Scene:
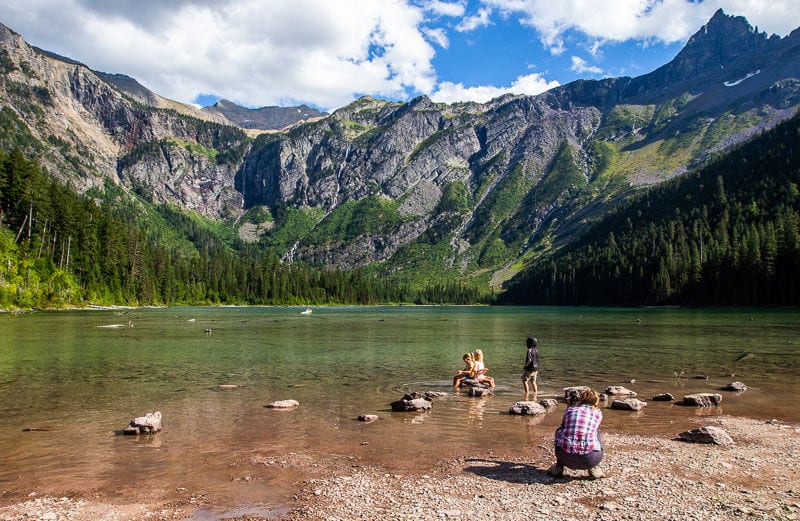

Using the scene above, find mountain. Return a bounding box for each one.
[1,10,799,295]
[499,110,800,306]
[202,99,327,131]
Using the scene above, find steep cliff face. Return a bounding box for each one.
[1,10,799,287]
[0,23,246,219]
[233,10,800,281]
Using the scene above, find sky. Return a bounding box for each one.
[1,1,798,112]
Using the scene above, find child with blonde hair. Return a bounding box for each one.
[472,349,495,388]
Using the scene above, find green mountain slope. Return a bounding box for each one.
[499,111,800,306]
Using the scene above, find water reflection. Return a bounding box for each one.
[0,306,798,504]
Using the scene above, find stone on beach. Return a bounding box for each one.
[266,399,300,409]
[358,414,379,422]
[682,393,723,407]
[679,425,735,445]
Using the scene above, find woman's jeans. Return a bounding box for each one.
[555,434,604,470]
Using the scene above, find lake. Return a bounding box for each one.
[1,306,798,513]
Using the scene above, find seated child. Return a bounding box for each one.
[472,349,495,388]
[453,352,475,387]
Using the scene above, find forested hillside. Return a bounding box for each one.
[500,111,800,306]
[0,148,483,309]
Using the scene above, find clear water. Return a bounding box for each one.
[1,306,798,510]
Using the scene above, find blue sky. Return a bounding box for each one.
[0,1,797,111]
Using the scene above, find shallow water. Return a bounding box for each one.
[0,306,798,511]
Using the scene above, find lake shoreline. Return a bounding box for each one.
[1,415,797,521]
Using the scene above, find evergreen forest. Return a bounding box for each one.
[500,111,800,306]
[0,148,482,309]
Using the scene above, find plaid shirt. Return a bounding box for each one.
[555,404,603,454]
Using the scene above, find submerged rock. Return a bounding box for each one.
[266,399,300,409]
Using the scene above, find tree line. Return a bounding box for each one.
[500,111,800,306]
[0,147,485,309]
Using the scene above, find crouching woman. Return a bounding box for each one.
[548,387,605,479]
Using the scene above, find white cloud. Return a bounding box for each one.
[1,0,796,111]
[422,0,466,18]
[431,72,559,104]
[0,0,445,111]
[571,56,603,75]
[423,27,450,48]
[481,0,800,51]
[456,7,493,32]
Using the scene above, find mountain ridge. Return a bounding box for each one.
[1,10,799,293]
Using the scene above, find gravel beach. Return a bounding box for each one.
[1,415,798,521]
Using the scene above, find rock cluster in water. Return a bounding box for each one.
[123,411,162,435]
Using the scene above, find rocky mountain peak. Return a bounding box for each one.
[666,9,769,81]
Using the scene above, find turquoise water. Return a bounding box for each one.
[0,306,798,507]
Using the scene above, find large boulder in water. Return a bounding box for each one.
[605,385,638,397]
[509,401,547,416]
[563,386,591,403]
[682,393,722,407]
[391,392,432,412]
[611,398,647,411]
[722,381,747,392]
[123,411,162,435]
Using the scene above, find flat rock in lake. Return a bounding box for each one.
[391,392,432,412]
[123,411,162,435]
[563,386,591,403]
[605,385,638,397]
[266,399,300,409]
[682,393,722,407]
[509,401,547,416]
[611,398,648,411]
[722,381,747,392]
[652,393,675,401]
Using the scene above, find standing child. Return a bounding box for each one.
[522,336,539,399]
[453,352,475,387]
